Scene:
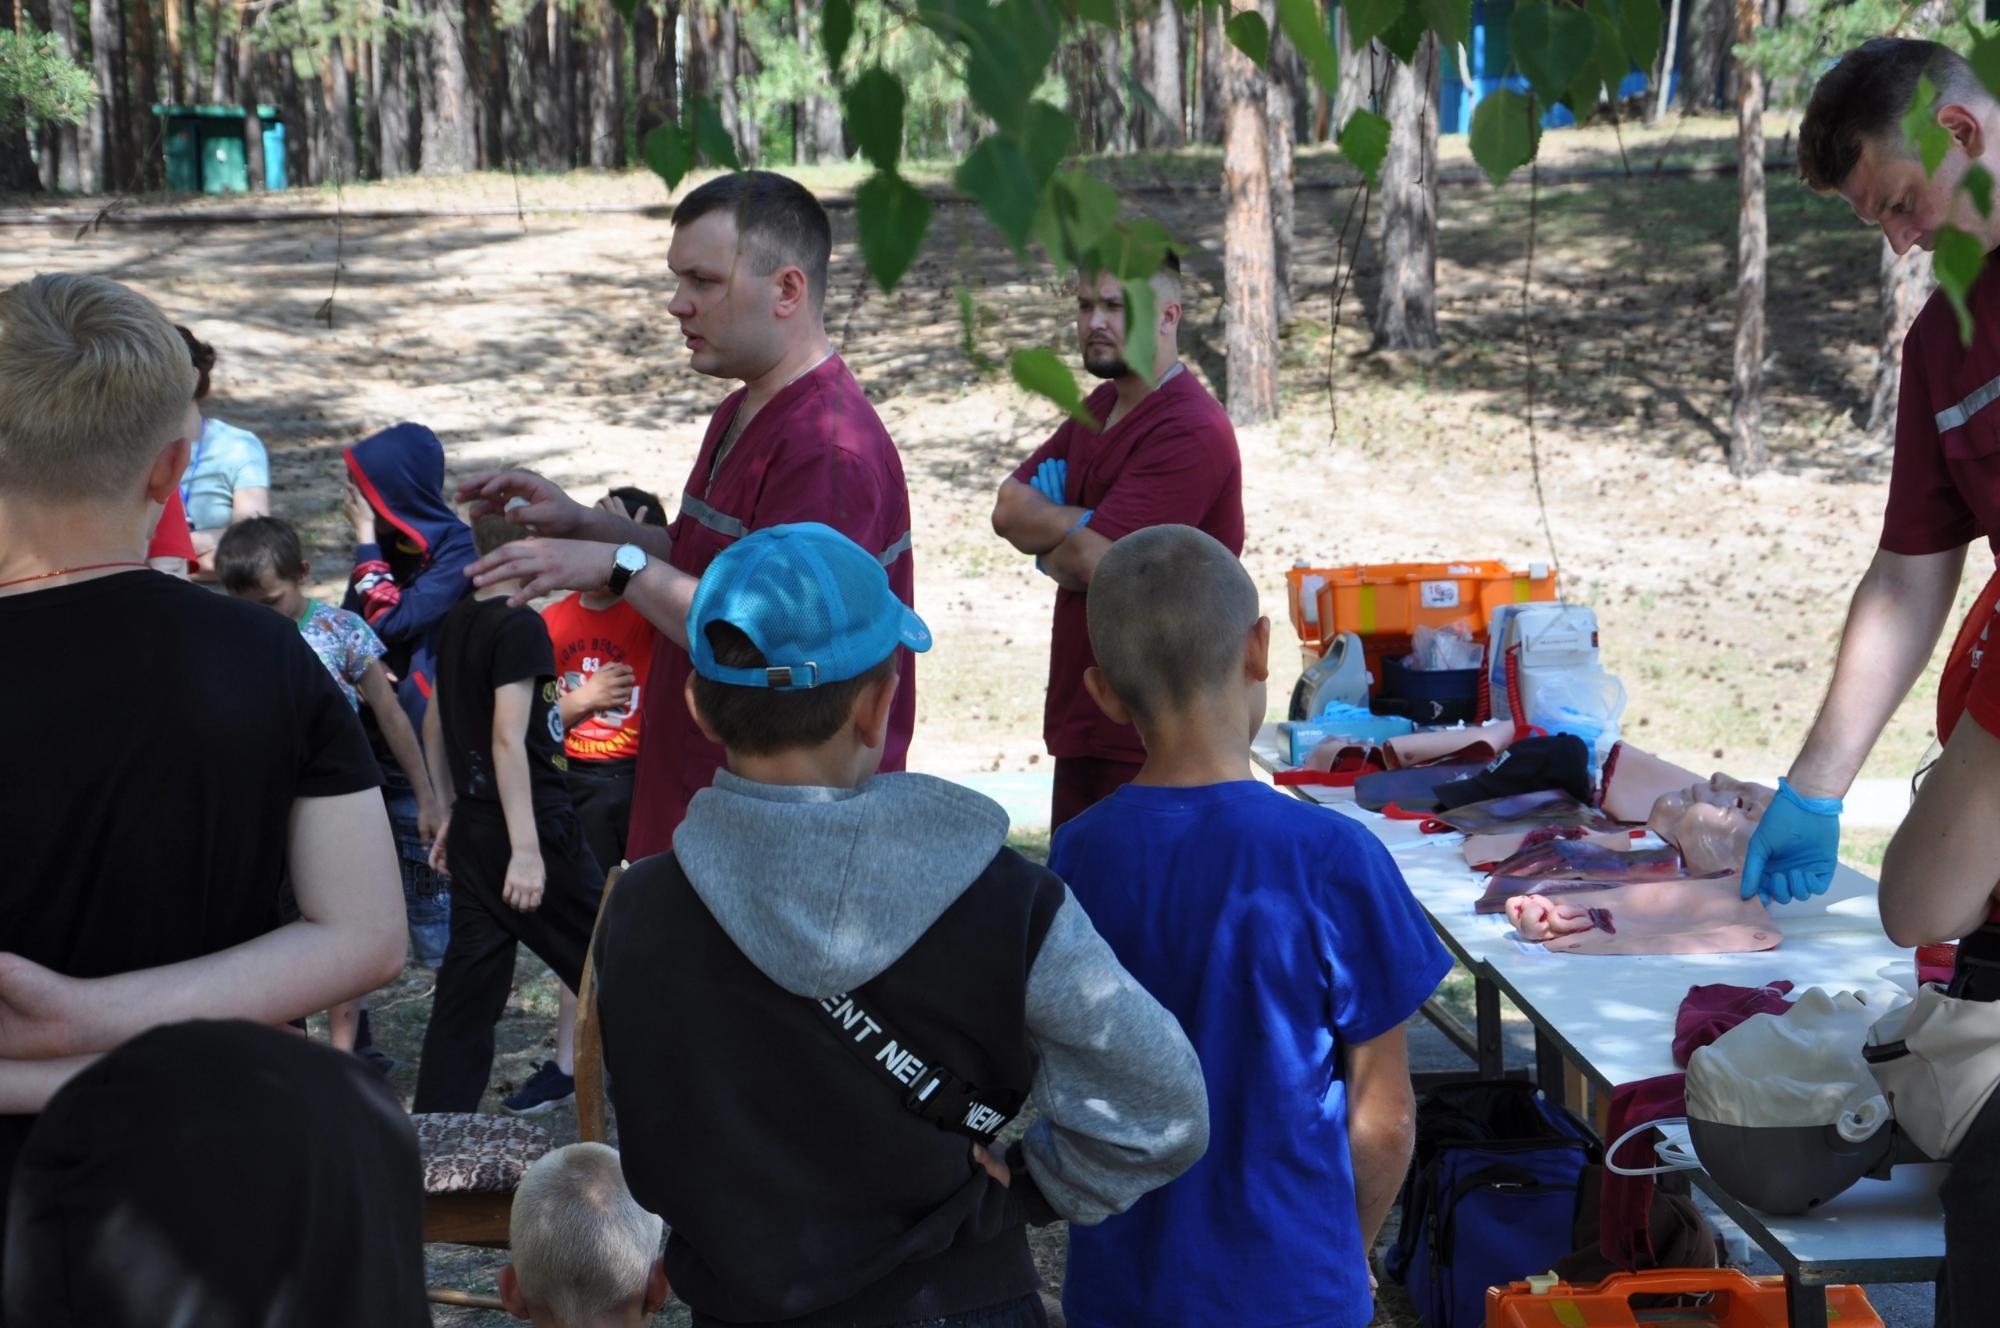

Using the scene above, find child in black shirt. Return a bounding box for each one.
[413,516,605,1113]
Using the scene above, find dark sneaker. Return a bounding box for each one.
[354,1045,400,1078]
[503,1060,575,1115]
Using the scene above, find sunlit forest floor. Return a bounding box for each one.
[0,110,1957,1323]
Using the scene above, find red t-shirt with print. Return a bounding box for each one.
[541,593,656,764]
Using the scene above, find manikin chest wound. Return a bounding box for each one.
[1684,989,1893,1215]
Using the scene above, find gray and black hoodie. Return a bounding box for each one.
[594,770,1209,1326]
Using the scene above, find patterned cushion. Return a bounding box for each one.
[412,1112,554,1195]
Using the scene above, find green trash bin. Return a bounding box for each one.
[154,105,287,194]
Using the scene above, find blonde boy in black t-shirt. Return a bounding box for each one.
[413,516,604,1112]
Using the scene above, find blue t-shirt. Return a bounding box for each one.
[1053,781,1452,1328]
[180,416,269,531]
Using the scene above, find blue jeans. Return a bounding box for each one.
[382,769,450,969]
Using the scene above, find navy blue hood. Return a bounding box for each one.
[343,422,464,558]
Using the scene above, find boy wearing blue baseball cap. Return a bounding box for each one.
[592,522,1209,1328]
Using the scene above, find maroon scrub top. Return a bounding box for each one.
[1882,260,2000,558]
[1012,366,1244,765]
[627,355,916,857]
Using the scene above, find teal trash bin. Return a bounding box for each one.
[153,105,287,193]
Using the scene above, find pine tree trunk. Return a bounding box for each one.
[1647,0,1683,124]
[89,0,133,190]
[636,0,679,142]
[1265,6,1296,323]
[1332,13,1376,135]
[210,0,234,105]
[1374,36,1441,350]
[1683,0,1730,111]
[280,51,315,183]
[1728,0,1767,477]
[729,5,756,163]
[1133,0,1182,148]
[1096,27,1130,152]
[1199,2,1226,145]
[377,20,414,176]
[682,0,708,121]
[465,0,505,168]
[162,0,183,104]
[0,0,37,191]
[1221,0,1279,424]
[239,43,264,189]
[34,0,82,186]
[325,37,357,181]
[554,0,578,165]
[419,0,477,174]
[129,0,163,187]
[177,0,198,102]
[587,0,622,167]
[1866,240,1934,441]
[355,36,375,177]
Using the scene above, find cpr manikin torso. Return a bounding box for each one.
[1505,776,1780,953]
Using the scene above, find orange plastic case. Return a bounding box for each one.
[1485,1271,1882,1328]
[1316,561,1558,642]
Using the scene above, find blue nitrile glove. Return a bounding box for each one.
[1031,458,1069,504]
[1739,777,1843,904]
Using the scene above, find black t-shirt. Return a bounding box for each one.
[436,595,572,818]
[0,571,381,1254]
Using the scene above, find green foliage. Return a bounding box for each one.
[1010,346,1094,427]
[642,123,694,189]
[1338,108,1391,190]
[1035,167,1120,266]
[957,135,1041,255]
[1225,10,1270,68]
[824,0,856,78]
[1121,277,1158,381]
[1345,0,1406,52]
[1379,4,1430,62]
[1741,0,1971,108]
[1469,87,1541,185]
[0,22,93,134]
[855,170,932,291]
[1619,0,1663,76]
[1510,3,1597,108]
[1278,0,1340,93]
[693,96,743,171]
[1418,0,1473,51]
[1902,75,1952,177]
[846,67,907,172]
[1933,224,1986,344]
[1966,164,1995,219]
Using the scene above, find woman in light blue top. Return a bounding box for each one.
[176,325,270,579]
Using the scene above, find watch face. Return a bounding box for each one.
[615,545,646,574]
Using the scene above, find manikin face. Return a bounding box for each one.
[666,210,787,383]
[1649,776,1773,875]
[1838,125,1988,256]
[1076,270,1135,379]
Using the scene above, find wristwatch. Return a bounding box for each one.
[607,543,648,597]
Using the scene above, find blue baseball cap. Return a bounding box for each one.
[687,522,931,690]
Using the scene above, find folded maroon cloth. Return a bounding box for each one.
[1601,1072,1688,1271]
[1671,979,1794,1067]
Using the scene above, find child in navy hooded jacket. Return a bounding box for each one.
[342,422,476,971]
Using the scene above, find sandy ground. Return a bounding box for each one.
[0,113,1961,1324]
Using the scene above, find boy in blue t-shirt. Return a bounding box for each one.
[1052,524,1452,1328]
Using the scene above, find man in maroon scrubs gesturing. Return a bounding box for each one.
[460,172,915,855]
[991,252,1244,828]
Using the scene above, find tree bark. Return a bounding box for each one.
[1221,0,1279,424]
[324,37,358,182]
[1133,0,1182,147]
[1374,35,1441,350]
[1683,0,1730,112]
[1332,12,1377,136]
[162,0,184,104]
[1202,3,1230,146]
[88,0,133,190]
[210,0,234,105]
[1647,0,1683,124]
[376,18,414,177]
[1865,241,1934,442]
[128,0,162,187]
[1265,7,1297,322]
[0,0,37,191]
[33,0,82,186]
[239,41,264,189]
[636,0,680,143]
[1728,0,1767,477]
[466,0,506,168]
[587,0,622,167]
[419,0,478,174]
[279,49,314,184]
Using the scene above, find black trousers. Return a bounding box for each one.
[566,756,637,875]
[1936,924,2000,1325]
[411,800,604,1113]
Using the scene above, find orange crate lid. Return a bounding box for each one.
[1485,1270,1881,1328]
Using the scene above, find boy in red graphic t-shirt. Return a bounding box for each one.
[502,487,663,1116]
